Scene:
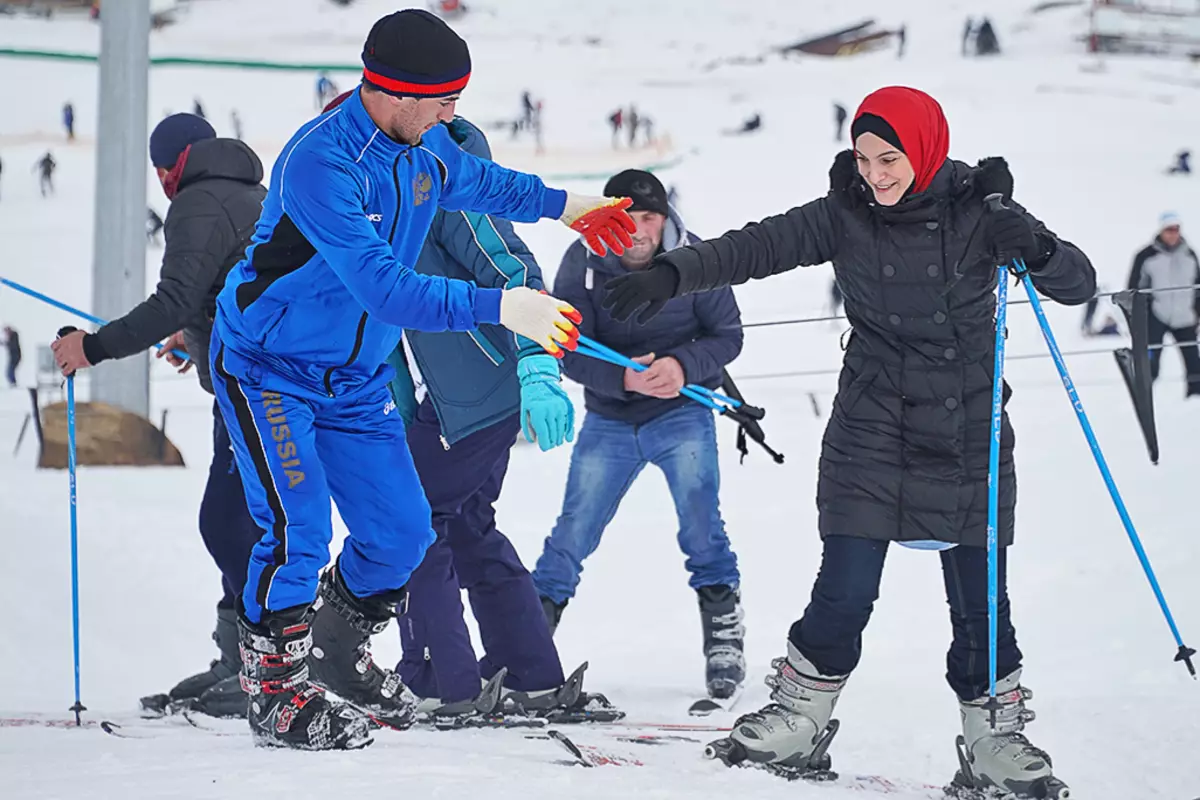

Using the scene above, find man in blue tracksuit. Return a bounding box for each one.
[382,116,618,725]
[210,9,635,751]
[532,170,747,702]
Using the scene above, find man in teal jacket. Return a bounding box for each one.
[382,115,618,725]
[209,9,635,751]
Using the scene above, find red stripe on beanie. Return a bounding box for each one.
[362,68,470,97]
[853,86,949,195]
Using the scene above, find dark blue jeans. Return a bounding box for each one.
[789,536,1021,702]
[532,404,739,604]
[199,401,267,609]
[396,398,565,703]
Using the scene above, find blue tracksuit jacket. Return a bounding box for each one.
[209,89,568,619]
[214,88,564,399]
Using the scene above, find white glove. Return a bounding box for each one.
[499,287,582,358]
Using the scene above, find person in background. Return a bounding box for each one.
[627,104,641,148]
[834,102,848,141]
[1128,212,1200,396]
[62,102,75,141]
[34,151,55,197]
[230,109,243,140]
[3,326,20,387]
[533,168,746,704]
[608,107,623,149]
[1167,149,1191,175]
[146,207,164,246]
[192,98,206,120]
[962,17,974,56]
[50,113,269,719]
[897,24,907,58]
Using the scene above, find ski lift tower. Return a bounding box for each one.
[90,0,151,417]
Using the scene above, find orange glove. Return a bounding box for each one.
[560,194,636,257]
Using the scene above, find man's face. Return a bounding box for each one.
[390,94,459,144]
[620,210,666,269]
[1161,225,1182,248]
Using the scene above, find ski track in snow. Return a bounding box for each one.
[1,1,1199,798]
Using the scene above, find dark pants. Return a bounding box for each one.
[199,401,266,609]
[1147,313,1200,395]
[789,536,1021,702]
[5,355,17,386]
[396,398,565,703]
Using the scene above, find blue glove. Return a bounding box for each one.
[517,354,575,452]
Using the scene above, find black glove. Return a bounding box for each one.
[602,261,680,324]
[988,208,1040,268]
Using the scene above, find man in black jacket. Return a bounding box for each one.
[51,113,267,718]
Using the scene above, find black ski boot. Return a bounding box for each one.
[239,604,372,750]
[540,597,566,636]
[140,607,243,717]
[307,563,417,730]
[501,662,624,723]
[698,584,746,699]
[190,673,248,718]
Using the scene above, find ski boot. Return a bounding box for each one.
[307,563,417,730]
[540,597,566,636]
[189,673,248,718]
[140,607,244,717]
[239,604,372,750]
[698,584,746,700]
[949,669,1070,799]
[501,662,624,723]
[705,642,846,780]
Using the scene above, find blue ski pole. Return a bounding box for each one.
[56,326,87,725]
[1010,257,1196,677]
[2,277,189,363]
[986,256,1009,724]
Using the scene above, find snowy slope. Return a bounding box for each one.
[2,1,1200,798]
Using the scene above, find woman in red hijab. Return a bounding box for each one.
[603,86,1091,798]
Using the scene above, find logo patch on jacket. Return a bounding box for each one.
[413,172,432,206]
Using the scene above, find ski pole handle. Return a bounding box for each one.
[56,325,81,379]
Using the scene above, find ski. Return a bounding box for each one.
[688,684,744,717]
[0,715,101,730]
[537,729,644,767]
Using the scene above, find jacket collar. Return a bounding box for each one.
[338,87,418,158]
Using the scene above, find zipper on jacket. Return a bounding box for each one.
[466,330,503,366]
[322,312,368,397]
[323,154,406,398]
[439,434,451,451]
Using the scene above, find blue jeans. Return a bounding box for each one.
[532,404,738,604]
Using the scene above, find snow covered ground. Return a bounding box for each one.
[1,1,1199,798]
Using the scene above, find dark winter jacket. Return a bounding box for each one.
[1128,236,1200,329]
[5,330,19,364]
[556,208,743,425]
[659,152,1095,546]
[387,117,548,446]
[87,138,266,393]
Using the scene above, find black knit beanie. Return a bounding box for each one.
[850,113,904,152]
[362,9,471,98]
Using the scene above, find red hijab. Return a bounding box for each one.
[853,86,949,195]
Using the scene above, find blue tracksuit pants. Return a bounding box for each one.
[211,344,435,623]
[396,398,565,703]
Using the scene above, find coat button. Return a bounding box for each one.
[933,311,947,324]
[944,397,959,410]
[944,347,957,360]
[926,221,939,230]
[889,314,901,326]
[883,264,896,277]
[927,264,940,277]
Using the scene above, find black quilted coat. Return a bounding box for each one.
[663,153,1095,546]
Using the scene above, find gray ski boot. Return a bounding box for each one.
[140,607,243,717]
[951,669,1070,799]
[698,584,746,699]
[239,604,373,750]
[307,563,417,730]
[706,642,846,778]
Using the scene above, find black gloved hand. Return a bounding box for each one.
[988,208,1040,267]
[602,260,680,324]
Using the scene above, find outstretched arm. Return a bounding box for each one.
[603,197,841,322]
